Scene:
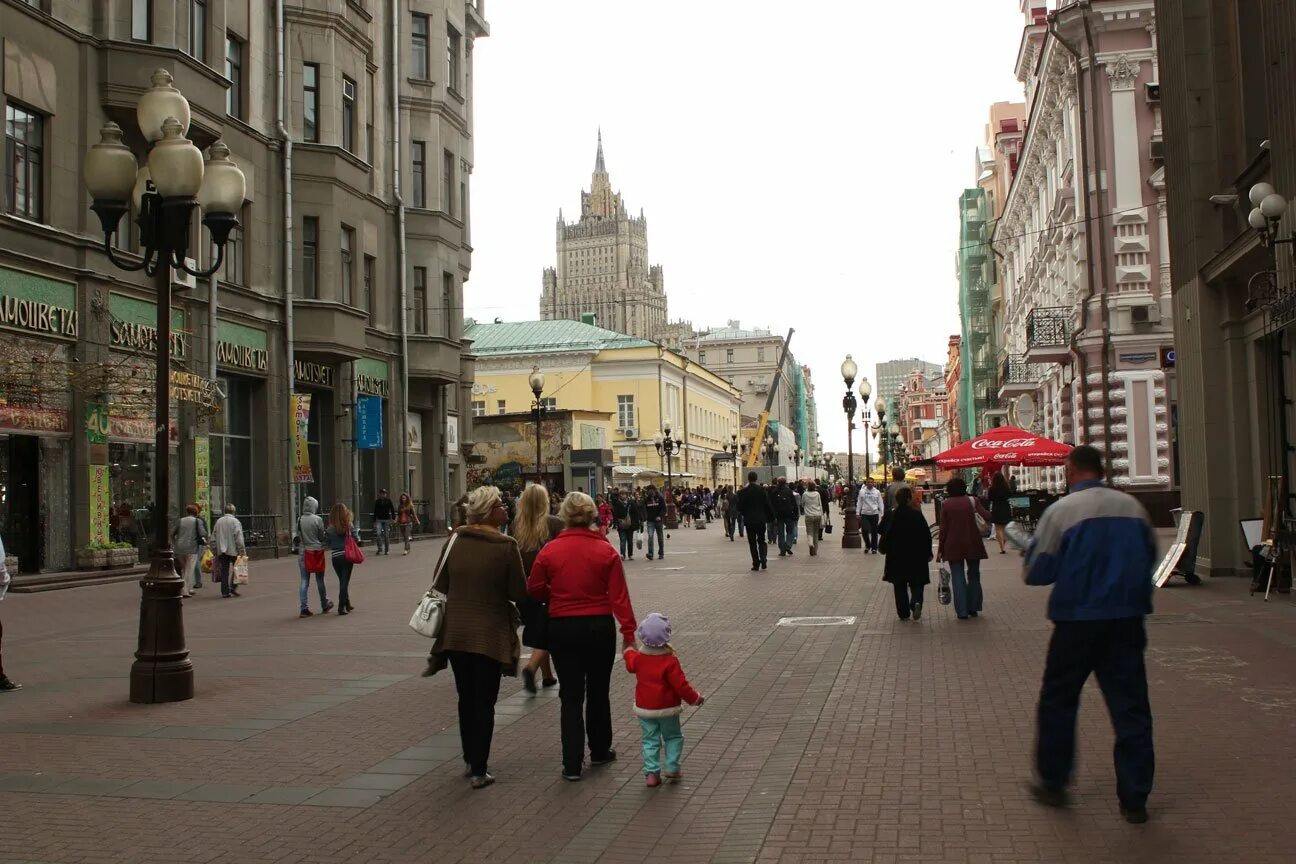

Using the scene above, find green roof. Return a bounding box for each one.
[465,319,656,356]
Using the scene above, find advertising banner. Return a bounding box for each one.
[89,465,111,545]
[291,393,314,483]
[356,394,383,449]
[194,436,211,528]
[407,412,423,453]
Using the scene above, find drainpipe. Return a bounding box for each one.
[1048,11,1093,452]
[391,0,411,496]
[276,0,299,538]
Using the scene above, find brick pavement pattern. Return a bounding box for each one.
[2,515,1295,863]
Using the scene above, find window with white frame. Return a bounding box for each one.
[540,397,557,410]
[617,395,635,430]
[471,400,485,417]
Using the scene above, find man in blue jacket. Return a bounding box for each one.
[1023,445,1156,824]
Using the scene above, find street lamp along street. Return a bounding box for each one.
[654,425,683,528]
[83,69,247,705]
[529,366,546,485]
[839,355,863,549]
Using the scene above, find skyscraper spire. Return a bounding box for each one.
[595,127,606,173]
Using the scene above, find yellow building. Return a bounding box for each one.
[465,320,743,486]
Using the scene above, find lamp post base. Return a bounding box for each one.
[129,551,194,704]
[841,505,863,549]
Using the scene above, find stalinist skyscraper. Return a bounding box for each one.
[539,132,667,339]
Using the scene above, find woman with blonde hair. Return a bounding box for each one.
[529,492,638,781]
[513,484,565,694]
[325,502,360,615]
[425,485,528,789]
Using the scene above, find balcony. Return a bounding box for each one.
[998,354,1042,399]
[1024,306,1071,364]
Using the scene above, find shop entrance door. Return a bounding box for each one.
[2,435,41,570]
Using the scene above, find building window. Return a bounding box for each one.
[757,347,766,362]
[442,272,454,333]
[411,13,430,79]
[471,400,485,417]
[132,0,151,41]
[411,141,426,208]
[340,225,355,305]
[412,266,428,334]
[442,149,455,216]
[540,397,557,410]
[496,400,506,415]
[219,204,246,285]
[699,351,706,365]
[363,255,376,325]
[4,104,44,221]
[726,348,734,363]
[341,76,356,153]
[447,25,462,91]
[189,0,207,62]
[225,35,243,119]
[300,215,318,298]
[303,63,319,142]
[366,72,375,163]
[617,395,635,430]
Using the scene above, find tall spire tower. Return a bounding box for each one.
[539,131,667,339]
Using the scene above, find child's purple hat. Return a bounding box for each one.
[636,612,672,648]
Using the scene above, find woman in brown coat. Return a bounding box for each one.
[424,485,528,789]
[937,476,992,620]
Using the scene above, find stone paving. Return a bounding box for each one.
[2,515,1296,863]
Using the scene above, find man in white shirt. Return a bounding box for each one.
[801,485,824,556]
[856,479,884,553]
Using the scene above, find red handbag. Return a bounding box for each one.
[304,549,327,573]
[344,533,365,565]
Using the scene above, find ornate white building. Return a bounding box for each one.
[539,133,667,340]
[992,0,1176,513]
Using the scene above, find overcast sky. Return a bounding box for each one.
[467,1,1026,451]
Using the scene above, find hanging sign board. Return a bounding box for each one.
[291,394,314,483]
[356,394,383,449]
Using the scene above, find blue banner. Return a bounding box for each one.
[355,394,384,449]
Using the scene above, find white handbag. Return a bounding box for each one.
[408,534,457,639]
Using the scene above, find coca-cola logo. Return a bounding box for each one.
[970,438,1036,450]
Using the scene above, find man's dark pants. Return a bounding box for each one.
[1036,617,1155,809]
[548,615,616,775]
[862,514,880,551]
[746,521,768,566]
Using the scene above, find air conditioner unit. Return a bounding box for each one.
[1131,304,1161,326]
[1148,137,1165,162]
[171,261,197,290]
[1145,82,1160,103]
[622,427,638,440]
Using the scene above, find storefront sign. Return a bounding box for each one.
[89,464,111,545]
[1119,351,1158,365]
[216,321,270,373]
[0,405,69,434]
[0,266,78,340]
[169,370,219,406]
[294,360,335,388]
[85,403,109,445]
[356,394,383,449]
[109,294,188,358]
[355,358,390,397]
[407,412,423,453]
[109,415,180,444]
[291,393,314,483]
[1161,347,1176,369]
[444,414,458,456]
[194,436,211,528]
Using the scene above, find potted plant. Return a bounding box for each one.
[108,541,138,568]
[76,542,111,569]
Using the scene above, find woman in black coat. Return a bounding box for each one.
[987,472,1013,554]
[879,486,932,621]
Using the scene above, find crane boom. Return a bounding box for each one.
[745,328,796,469]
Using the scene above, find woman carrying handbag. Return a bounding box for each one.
[937,477,993,620]
[326,502,362,616]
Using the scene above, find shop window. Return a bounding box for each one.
[211,376,256,521]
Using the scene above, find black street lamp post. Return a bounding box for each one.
[723,432,740,488]
[528,367,546,486]
[792,446,802,481]
[763,436,779,469]
[654,425,682,528]
[83,69,247,704]
[840,355,862,549]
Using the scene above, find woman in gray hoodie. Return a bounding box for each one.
[294,497,333,618]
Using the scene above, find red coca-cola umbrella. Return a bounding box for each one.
[934,426,1072,469]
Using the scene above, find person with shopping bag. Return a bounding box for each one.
[936,477,992,620]
[212,504,247,599]
[326,502,362,616]
[171,503,208,596]
[294,496,333,617]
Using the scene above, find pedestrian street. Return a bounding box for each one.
[1,521,1294,864]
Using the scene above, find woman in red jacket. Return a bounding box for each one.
[528,492,638,781]
[937,476,993,620]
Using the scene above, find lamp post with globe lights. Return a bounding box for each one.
[654,424,683,527]
[82,69,247,704]
[528,367,546,486]
[874,397,888,480]
[792,446,802,480]
[858,377,873,483]
[839,355,863,549]
[723,431,741,488]
[1247,183,1294,247]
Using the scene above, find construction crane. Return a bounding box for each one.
[744,328,795,469]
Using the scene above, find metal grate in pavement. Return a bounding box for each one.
[775,615,857,627]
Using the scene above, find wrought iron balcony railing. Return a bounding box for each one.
[1002,353,1043,387]
[1025,306,1070,349]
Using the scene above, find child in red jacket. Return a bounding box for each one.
[624,612,704,787]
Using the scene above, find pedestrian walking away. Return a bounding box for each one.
[513,484,564,695]
[772,477,798,556]
[857,479,883,553]
[528,492,638,781]
[936,477,991,619]
[294,497,333,616]
[880,466,909,534]
[624,612,704,787]
[988,472,1013,554]
[610,488,638,561]
[423,486,528,790]
[171,503,208,595]
[801,483,824,556]
[326,502,361,615]
[213,504,247,600]
[397,492,420,555]
[735,472,775,571]
[642,486,666,560]
[1024,445,1157,824]
[372,488,395,555]
[879,486,932,621]
[0,532,20,692]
